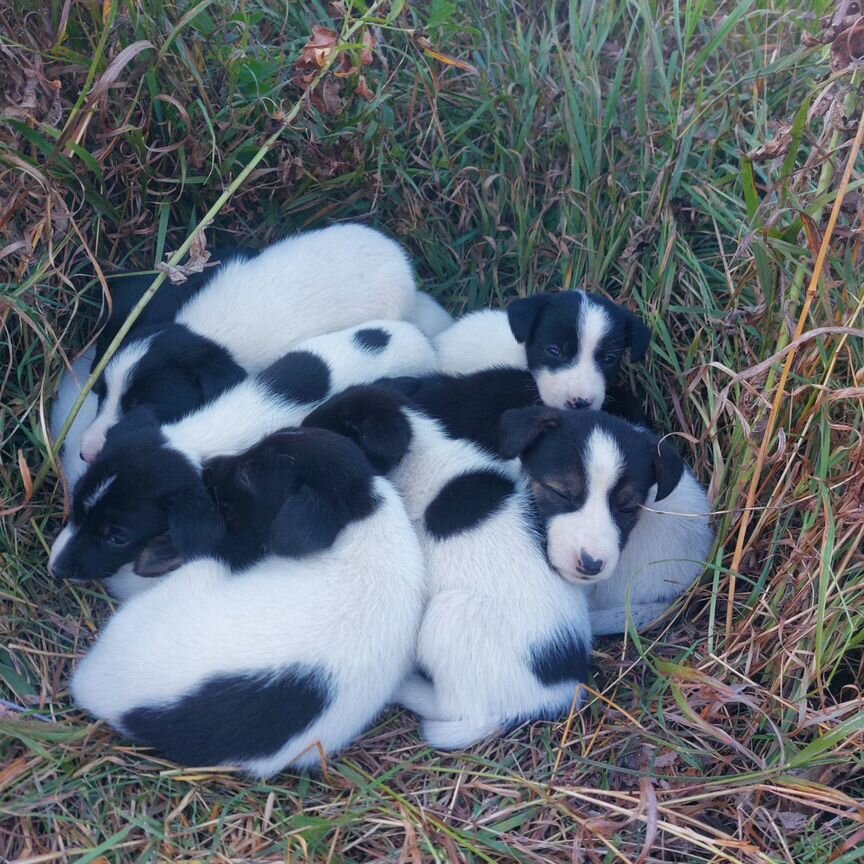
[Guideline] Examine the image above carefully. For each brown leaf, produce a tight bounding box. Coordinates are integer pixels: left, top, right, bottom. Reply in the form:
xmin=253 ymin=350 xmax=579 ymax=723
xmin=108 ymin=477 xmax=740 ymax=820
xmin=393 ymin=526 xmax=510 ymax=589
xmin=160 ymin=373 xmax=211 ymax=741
xmin=355 ymin=74 xmax=374 ymax=101
xmin=832 ymin=17 xmax=864 ymax=71
xmin=746 ymin=122 xmax=793 ymax=162
xmin=18 ymin=449 xmax=33 ymax=503
xmin=414 ymin=35 xmax=479 ymax=75
xmin=296 ymin=25 xmax=339 ymax=71
xmin=360 ymin=29 xmax=376 ymax=67
xmin=312 ymin=77 xmax=344 ymax=116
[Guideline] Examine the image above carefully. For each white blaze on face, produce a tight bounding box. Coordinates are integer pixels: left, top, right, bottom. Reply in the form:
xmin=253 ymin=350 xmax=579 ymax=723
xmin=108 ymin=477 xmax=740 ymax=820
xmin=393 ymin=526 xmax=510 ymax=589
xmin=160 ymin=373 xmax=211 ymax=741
xmin=48 ymin=522 xmax=76 ymax=576
xmin=535 ymin=301 xmax=610 ymax=410
xmin=546 ymin=429 xmax=624 ymax=584
xmin=80 ymin=338 xmax=154 ymax=462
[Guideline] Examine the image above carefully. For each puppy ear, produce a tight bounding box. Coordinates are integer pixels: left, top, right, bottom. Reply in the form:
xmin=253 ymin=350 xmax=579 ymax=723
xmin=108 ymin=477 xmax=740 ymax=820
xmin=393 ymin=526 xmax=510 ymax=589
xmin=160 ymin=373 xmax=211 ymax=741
xmin=652 ymin=437 xmax=684 ymax=501
xmin=304 ymin=388 xmax=411 ymax=473
xmin=167 ymin=482 xmax=226 ymax=557
xmin=624 ymin=309 xmax=652 ymax=362
xmin=499 ymin=406 xmax=561 ymax=459
xmin=507 ymin=294 xmax=550 ymax=344
xmin=268 ymin=485 xmax=344 ymax=558
xmin=134 ymin=534 xmax=187 ymax=577
xmin=189 ymin=345 xmax=245 ymax=403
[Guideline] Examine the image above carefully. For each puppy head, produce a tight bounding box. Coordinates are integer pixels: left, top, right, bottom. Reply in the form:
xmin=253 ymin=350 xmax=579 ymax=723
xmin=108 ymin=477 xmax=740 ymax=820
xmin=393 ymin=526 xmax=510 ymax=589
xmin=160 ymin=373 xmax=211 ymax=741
xmin=80 ymin=324 xmax=245 ymax=462
xmin=205 ymin=427 xmax=381 ymax=562
xmin=302 ymin=385 xmax=413 ymax=474
xmin=500 ymin=406 xmax=682 ymax=584
xmin=506 ymin=291 xmax=651 ymax=411
xmin=50 ymin=417 xmax=225 ymax=582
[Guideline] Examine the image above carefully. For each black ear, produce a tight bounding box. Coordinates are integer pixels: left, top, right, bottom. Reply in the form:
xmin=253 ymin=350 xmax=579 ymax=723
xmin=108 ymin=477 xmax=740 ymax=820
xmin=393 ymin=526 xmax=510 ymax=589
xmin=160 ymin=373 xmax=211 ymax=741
xmin=304 ymin=387 xmax=411 ymax=473
xmin=624 ymin=308 xmax=652 ymax=362
xmin=134 ymin=533 xmax=187 ymax=577
xmin=167 ymin=482 xmax=226 ymax=557
xmin=268 ymin=485 xmax=345 ymax=558
xmin=189 ymin=344 xmax=246 ymax=403
xmin=506 ymin=294 xmax=551 ymax=344
xmin=499 ymin=406 xmax=561 ymax=459
xmin=652 ymin=438 xmax=684 ymax=501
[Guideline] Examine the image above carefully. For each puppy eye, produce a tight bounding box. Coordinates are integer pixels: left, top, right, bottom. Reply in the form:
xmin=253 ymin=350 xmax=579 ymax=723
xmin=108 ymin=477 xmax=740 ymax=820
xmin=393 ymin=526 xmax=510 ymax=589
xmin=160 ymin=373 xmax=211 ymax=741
xmin=101 ymin=526 xmax=130 ymax=547
xmin=601 ymin=352 xmax=618 ymax=367
xmin=617 ymin=501 xmax=640 ymax=515
xmin=541 ymin=482 xmax=572 ymax=504
xmin=545 ymin=345 xmax=562 ymax=358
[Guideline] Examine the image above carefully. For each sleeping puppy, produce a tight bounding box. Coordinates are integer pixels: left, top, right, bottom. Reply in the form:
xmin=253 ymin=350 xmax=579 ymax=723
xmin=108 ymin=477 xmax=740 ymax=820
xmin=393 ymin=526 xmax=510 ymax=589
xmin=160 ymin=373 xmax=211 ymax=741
xmin=48 ymin=321 xmax=436 ymax=596
xmin=79 ymin=224 xmax=418 ymax=461
xmin=304 ymin=386 xmax=590 ymax=751
xmin=499 ymin=406 xmax=714 ymax=636
xmin=434 ymin=291 xmax=650 ymax=420
xmin=70 ymin=426 xmax=425 ymax=776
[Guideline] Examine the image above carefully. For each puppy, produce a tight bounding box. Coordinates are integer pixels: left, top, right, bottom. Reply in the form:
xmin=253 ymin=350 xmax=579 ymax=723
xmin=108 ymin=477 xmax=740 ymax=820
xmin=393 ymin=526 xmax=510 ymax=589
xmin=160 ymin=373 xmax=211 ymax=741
xmin=434 ymin=290 xmax=650 ymax=412
xmin=80 ymin=224 xmax=418 ymax=461
xmin=48 ymin=321 xmax=436 ymax=593
xmin=499 ymin=407 xmax=714 ymax=635
xmin=304 ymin=386 xmax=591 ymax=750
xmin=70 ymin=427 xmax=425 ymax=776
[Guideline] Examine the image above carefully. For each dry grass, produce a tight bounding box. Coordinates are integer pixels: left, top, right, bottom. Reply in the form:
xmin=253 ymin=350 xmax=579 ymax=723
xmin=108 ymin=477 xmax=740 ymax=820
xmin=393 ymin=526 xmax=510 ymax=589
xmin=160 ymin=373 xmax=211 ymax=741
xmin=1 ymin=0 xmax=863 ymax=861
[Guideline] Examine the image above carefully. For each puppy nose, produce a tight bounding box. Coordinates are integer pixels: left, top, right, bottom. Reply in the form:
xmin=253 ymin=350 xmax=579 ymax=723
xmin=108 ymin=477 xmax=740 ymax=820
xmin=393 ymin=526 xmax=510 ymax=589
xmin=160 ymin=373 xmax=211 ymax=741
xmin=577 ymin=551 xmax=604 ymax=576
xmin=566 ymin=398 xmax=591 ymax=410
xmin=49 ymin=556 xmax=74 ymax=581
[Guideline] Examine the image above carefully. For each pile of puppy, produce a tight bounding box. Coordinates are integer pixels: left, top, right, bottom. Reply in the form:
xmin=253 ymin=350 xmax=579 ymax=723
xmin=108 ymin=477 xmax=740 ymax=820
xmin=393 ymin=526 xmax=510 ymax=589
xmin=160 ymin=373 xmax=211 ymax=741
xmin=48 ymin=223 xmax=713 ymax=778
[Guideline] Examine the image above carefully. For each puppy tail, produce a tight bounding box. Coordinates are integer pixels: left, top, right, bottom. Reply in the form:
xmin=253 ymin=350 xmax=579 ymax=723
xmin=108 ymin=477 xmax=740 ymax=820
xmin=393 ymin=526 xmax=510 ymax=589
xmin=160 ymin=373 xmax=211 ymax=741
xmin=421 ymin=717 xmax=501 ymax=750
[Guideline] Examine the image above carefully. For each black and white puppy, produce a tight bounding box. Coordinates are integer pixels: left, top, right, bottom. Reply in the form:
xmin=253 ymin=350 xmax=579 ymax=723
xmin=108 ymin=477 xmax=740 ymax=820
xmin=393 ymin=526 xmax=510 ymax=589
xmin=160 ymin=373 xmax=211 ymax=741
xmin=79 ymin=224 xmax=419 ymax=461
xmin=500 ymin=407 xmax=714 ymax=635
xmin=48 ymin=321 xmax=436 ymax=597
xmin=51 ymin=250 xmax=250 ymax=485
xmin=304 ymin=386 xmax=590 ymax=751
xmin=70 ymin=427 xmax=425 ymax=777
xmin=434 ymin=290 xmax=650 ymax=411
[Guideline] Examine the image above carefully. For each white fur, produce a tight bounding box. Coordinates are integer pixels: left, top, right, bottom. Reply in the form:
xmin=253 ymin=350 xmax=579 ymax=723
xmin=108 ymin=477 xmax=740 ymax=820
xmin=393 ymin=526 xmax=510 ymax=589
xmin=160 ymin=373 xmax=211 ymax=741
xmin=71 ymin=476 xmax=426 ymax=776
xmin=392 ymin=410 xmax=590 ymax=750
xmin=165 ymin=321 xmax=436 ymax=465
xmin=51 ymin=347 xmax=99 ymax=484
xmin=546 ymin=430 xmax=625 ymax=584
xmin=434 ymin=309 xmax=526 ymax=374
xmin=534 ymin=302 xmax=609 ymax=410
xmin=83 ymin=224 xmax=418 ymax=456
xmin=64 ymin=321 xmax=435 ymax=599
xmin=583 ymin=468 xmax=713 ymax=636
xmin=409 ymin=292 xmax=454 ymax=338
xmin=80 ymin=338 xmax=153 ymax=462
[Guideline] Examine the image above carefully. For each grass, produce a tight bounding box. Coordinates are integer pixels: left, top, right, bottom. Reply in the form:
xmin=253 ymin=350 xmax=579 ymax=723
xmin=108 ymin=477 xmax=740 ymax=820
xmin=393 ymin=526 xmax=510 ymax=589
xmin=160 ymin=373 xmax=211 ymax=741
xmin=1 ymin=0 xmax=863 ymax=860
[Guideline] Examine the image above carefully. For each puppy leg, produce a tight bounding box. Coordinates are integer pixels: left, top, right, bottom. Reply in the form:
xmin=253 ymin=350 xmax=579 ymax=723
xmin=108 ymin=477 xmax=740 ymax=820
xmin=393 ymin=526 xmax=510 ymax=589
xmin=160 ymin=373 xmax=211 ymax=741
xmin=589 ymin=600 xmax=675 ymax=636
xmin=395 ymin=674 xmax=447 ymax=720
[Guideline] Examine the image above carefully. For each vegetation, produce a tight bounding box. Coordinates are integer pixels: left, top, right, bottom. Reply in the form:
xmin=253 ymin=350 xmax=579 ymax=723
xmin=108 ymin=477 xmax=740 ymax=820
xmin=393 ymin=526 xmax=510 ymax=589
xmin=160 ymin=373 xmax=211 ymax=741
xmin=1 ymin=0 xmax=862 ymax=860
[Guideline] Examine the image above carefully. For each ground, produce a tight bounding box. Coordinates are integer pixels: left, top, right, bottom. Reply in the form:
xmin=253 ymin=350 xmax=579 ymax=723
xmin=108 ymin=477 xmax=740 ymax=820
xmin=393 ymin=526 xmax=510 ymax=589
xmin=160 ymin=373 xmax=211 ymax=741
xmin=1 ymin=1 xmax=863 ymax=862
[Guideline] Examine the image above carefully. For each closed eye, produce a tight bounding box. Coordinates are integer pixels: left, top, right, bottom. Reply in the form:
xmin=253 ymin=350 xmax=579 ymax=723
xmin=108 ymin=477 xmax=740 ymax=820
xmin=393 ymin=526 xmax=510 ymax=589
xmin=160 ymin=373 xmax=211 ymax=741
xmin=545 ymin=345 xmax=562 ymax=358
xmin=541 ymin=482 xmax=574 ymax=505
xmin=600 ymin=352 xmax=618 ymax=367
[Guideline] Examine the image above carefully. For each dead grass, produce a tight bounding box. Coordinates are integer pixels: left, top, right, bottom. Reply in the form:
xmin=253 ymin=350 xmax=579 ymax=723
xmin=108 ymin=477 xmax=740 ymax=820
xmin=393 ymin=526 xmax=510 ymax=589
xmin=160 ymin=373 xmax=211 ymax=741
xmin=1 ymin=0 xmax=863 ymax=861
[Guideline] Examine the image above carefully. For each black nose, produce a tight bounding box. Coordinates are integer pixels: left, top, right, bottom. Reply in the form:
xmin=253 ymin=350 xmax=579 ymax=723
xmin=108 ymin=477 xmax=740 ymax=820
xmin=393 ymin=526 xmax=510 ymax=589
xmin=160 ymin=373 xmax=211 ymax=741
xmin=566 ymin=398 xmax=591 ymax=410
xmin=49 ymin=556 xmax=76 ymax=581
xmin=578 ymin=552 xmax=604 ymax=576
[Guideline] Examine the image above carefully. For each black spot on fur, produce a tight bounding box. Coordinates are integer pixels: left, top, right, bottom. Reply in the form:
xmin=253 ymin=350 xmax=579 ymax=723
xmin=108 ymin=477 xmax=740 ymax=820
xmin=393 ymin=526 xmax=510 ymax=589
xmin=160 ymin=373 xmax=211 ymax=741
xmin=425 ymin=470 xmax=515 ymax=540
xmin=258 ymin=351 xmax=331 ymax=405
xmin=530 ymin=631 xmax=590 ymax=686
xmin=353 ymin=327 xmax=391 ymax=352
xmin=122 ymin=665 xmax=331 ymax=766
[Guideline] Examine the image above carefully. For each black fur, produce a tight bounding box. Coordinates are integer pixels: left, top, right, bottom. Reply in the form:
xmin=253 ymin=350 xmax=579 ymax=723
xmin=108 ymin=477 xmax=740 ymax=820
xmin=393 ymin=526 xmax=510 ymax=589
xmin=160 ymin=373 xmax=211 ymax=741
xmin=93 ymin=246 xmax=255 ymax=364
xmin=51 ymin=421 xmax=225 ymax=582
xmin=424 ymin=470 xmax=516 ymax=540
xmin=121 ymin=665 xmax=331 ymax=765
xmin=499 ymin=407 xmax=685 ymax=553
xmin=204 ymin=427 xmax=381 ymax=567
xmin=530 ymin=632 xmax=590 ymax=686
xmin=110 ymin=324 xmax=245 ymax=423
xmin=257 ymin=351 xmax=331 ymax=405
xmin=353 ymin=327 xmax=391 ymax=352
xmin=302 ymin=385 xmax=413 ymax=474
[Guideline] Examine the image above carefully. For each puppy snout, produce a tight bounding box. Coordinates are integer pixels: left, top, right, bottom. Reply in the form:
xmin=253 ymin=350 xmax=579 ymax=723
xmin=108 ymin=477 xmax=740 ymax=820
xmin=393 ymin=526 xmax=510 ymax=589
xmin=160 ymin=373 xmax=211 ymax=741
xmin=566 ymin=397 xmax=592 ymax=410
xmin=576 ymin=550 xmax=604 ymax=577
xmin=49 ymin=555 xmax=75 ymax=581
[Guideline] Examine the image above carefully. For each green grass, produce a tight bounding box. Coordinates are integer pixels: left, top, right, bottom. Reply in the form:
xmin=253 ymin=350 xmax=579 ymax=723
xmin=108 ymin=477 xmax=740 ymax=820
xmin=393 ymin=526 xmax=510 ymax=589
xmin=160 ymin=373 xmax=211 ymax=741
xmin=2 ymin=0 xmax=863 ymax=861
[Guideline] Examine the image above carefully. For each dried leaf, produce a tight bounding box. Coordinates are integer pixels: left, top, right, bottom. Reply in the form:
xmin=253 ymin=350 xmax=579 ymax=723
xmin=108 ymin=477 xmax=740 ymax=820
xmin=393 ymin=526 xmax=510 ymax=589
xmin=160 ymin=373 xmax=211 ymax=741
xmin=747 ymin=122 xmax=793 ymax=162
xmin=297 ymin=25 xmax=339 ymax=70
xmin=831 ymin=17 xmax=864 ymax=70
xmin=356 ymin=75 xmax=374 ymax=101
xmin=18 ymin=449 xmax=33 ymax=502
xmin=415 ymin=36 xmax=479 ymax=75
